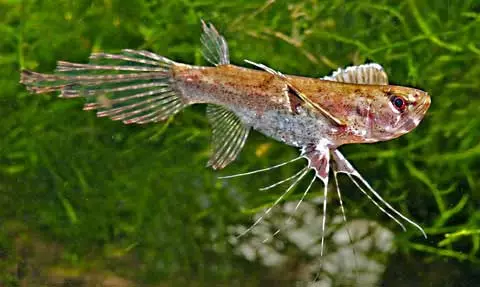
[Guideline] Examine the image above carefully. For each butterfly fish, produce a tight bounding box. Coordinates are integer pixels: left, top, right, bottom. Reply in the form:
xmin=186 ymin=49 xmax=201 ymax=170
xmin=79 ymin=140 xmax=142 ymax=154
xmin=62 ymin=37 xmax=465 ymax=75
xmin=20 ymin=21 xmax=431 ymax=256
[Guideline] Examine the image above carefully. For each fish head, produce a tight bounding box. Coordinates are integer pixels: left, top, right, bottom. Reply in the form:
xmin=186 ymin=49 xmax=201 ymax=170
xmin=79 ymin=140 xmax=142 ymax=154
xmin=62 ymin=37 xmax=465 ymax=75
xmin=367 ymin=85 xmax=430 ymax=141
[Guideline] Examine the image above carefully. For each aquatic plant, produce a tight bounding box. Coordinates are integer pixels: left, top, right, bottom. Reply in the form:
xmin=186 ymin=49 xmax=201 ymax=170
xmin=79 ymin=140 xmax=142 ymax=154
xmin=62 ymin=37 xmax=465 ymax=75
xmin=1 ymin=0 xmax=478 ymax=285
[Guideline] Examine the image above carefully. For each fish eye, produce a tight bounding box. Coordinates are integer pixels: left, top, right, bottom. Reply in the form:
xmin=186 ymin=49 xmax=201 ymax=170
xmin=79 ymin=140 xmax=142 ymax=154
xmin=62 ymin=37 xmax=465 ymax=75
xmin=391 ymin=96 xmax=407 ymax=112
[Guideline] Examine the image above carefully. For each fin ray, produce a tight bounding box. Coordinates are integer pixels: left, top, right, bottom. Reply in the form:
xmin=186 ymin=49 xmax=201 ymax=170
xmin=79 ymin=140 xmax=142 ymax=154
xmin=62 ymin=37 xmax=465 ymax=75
xmin=206 ymin=105 xmax=250 ymax=169
xmin=20 ymin=49 xmax=187 ymax=125
xmin=331 ymin=149 xmax=427 ymax=238
xmin=322 ymin=63 xmax=388 ymax=85
xmin=200 ymin=20 xmax=230 ymax=66
xmin=236 ymin=167 xmax=310 ymax=239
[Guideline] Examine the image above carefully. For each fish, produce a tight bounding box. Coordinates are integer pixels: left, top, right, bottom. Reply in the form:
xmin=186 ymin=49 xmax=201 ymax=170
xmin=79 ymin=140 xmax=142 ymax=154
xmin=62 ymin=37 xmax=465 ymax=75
xmin=20 ymin=21 xmax=431 ymax=255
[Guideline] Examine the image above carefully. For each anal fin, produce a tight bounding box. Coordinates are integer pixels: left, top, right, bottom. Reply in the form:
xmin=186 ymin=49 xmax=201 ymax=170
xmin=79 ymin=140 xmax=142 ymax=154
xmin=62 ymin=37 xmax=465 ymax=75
xmin=207 ymin=105 xmax=250 ymax=169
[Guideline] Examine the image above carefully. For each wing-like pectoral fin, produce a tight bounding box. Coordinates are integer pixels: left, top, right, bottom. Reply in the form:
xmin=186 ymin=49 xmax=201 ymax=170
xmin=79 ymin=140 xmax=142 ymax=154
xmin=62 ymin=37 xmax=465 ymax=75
xmin=286 ymin=83 xmax=346 ymax=126
xmin=244 ymin=59 xmax=346 ymax=127
xmin=331 ymin=149 xmax=427 ymax=238
xmin=206 ymin=104 xmax=250 ymax=170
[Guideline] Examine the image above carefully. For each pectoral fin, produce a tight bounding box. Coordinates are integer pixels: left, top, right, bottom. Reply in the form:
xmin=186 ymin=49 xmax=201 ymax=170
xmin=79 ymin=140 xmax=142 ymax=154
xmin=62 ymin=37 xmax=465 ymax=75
xmin=244 ymin=59 xmax=346 ymax=127
xmin=286 ymin=82 xmax=346 ymax=126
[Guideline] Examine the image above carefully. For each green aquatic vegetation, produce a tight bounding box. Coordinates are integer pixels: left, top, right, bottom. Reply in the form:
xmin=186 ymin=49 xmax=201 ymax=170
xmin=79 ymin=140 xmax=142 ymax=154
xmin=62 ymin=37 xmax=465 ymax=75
xmin=1 ymin=0 xmax=479 ymax=285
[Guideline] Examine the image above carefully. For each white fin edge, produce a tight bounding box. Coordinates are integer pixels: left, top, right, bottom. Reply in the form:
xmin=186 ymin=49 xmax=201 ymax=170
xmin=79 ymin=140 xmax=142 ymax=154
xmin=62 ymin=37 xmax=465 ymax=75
xmin=322 ymin=63 xmax=388 ymax=85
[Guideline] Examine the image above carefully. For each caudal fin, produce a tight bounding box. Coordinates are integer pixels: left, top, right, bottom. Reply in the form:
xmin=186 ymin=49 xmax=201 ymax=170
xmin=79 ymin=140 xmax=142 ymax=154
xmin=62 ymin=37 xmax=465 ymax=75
xmin=20 ymin=49 xmax=187 ymax=124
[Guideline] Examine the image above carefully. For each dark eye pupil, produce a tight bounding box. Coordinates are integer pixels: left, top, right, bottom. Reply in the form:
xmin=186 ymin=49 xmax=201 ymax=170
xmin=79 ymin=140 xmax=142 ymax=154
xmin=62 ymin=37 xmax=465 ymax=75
xmin=393 ymin=97 xmax=404 ymax=108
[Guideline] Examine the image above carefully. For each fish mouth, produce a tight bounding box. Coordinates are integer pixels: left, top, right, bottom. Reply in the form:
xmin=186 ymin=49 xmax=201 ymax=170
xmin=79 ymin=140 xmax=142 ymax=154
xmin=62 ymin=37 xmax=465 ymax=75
xmin=414 ymin=93 xmax=431 ymax=117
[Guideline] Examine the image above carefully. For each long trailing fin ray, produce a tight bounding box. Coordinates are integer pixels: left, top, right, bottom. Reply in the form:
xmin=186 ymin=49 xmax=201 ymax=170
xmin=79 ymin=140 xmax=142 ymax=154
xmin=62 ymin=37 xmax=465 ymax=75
xmin=322 ymin=63 xmax=389 ymax=85
xmin=331 ymin=150 xmax=426 ymax=237
xmin=206 ymin=105 xmax=250 ymax=170
xmin=262 ymin=172 xmax=317 ymax=243
xmin=332 ymin=171 xmax=347 ymax=223
xmin=20 ymin=49 xmax=188 ymax=125
xmin=236 ymin=168 xmax=310 ymax=239
xmin=222 ymin=144 xmax=330 ymax=248
xmin=301 ymin=143 xmax=331 ymax=257
xmin=259 ymin=167 xmax=308 ymax=191
xmin=333 ymin=169 xmax=359 ymax=276
xmin=244 ymin=59 xmax=346 ymax=127
xmin=201 ymin=20 xmax=230 ymax=66
xmin=347 ymin=174 xmax=406 ymax=231
xmin=217 ymin=156 xmax=303 ymax=179
xmin=320 ymin=172 xmax=329 ymax=256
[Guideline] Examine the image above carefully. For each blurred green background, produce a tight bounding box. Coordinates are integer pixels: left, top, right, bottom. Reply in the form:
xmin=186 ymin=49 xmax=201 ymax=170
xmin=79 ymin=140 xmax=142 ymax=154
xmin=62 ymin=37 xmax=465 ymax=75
xmin=1 ymin=0 xmax=479 ymax=286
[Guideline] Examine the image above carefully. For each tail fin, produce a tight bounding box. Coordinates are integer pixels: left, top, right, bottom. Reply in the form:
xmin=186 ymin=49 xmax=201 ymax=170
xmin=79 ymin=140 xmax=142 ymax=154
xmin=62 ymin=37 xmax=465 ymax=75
xmin=20 ymin=49 xmax=187 ymax=124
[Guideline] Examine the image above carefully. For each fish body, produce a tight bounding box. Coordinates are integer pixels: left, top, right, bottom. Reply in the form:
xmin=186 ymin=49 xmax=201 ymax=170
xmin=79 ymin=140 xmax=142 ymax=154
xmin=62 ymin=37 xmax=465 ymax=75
xmin=173 ymin=64 xmax=429 ymax=147
xmin=20 ymin=21 xmax=431 ymax=255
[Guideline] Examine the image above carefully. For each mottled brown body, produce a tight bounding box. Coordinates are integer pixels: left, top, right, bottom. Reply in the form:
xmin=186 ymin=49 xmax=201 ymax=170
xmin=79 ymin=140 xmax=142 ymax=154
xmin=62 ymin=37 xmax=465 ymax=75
xmin=172 ymin=64 xmax=429 ymax=148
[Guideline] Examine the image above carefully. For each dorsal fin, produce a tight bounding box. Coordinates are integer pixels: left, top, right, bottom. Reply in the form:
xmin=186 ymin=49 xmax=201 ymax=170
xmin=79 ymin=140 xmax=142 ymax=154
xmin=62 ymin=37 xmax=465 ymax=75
xmin=206 ymin=104 xmax=250 ymax=170
xmin=322 ymin=63 xmax=388 ymax=85
xmin=200 ymin=20 xmax=230 ymax=66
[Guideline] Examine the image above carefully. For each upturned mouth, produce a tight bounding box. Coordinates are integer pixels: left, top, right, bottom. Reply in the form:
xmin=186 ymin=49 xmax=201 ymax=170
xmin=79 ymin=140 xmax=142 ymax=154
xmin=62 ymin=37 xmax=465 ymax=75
xmin=414 ymin=93 xmax=431 ymax=117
